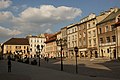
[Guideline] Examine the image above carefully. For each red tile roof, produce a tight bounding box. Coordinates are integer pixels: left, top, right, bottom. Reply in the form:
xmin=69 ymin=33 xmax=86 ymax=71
xmin=113 ymin=21 xmax=120 ymax=26
xmin=3 ymin=38 xmax=29 ymax=45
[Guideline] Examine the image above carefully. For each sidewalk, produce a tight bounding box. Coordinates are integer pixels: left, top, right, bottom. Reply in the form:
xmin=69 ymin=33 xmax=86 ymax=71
xmin=0 ymin=60 xmax=119 ymax=80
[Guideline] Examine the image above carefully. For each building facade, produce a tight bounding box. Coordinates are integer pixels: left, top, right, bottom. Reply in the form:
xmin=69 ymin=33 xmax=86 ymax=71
xmin=78 ymin=17 xmax=88 ymax=58
xmin=113 ymin=14 xmax=120 ymax=59
xmin=3 ymin=38 xmax=29 ymax=59
xmin=67 ymin=24 xmax=78 ymax=58
xmin=26 ymin=34 xmax=46 ymax=58
xmin=86 ymin=13 xmax=98 ymax=58
xmin=97 ymin=8 xmax=120 ymax=59
xmin=45 ymin=34 xmax=57 ymax=58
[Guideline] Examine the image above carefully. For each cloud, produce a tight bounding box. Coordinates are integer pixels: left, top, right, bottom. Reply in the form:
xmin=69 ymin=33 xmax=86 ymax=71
xmin=45 ymin=28 xmax=53 ymax=33
xmin=20 ymin=5 xmax=82 ymax=23
xmin=0 ymin=11 xmax=13 ymax=22
xmin=0 ymin=0 xmax=12 ymax=9
xmin=0 ymin=26 xmax=21 ymax=38
xmin=14 ymin=5 xmax=82 ymax=33
xmin=12 ymin=4 xmax=28 ymax=12
xmin=0 ymin=5 xmax=82 ymax=41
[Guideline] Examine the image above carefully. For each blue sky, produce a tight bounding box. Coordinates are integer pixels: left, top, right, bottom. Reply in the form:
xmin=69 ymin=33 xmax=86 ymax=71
xmin=0 ymin=0 xmax=120 ymax=43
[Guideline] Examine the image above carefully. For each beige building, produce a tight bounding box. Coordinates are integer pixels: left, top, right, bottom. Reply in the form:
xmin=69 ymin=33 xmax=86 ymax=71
xmin=97 ymin=8 xmax=120 ymax=59
xmin=67 ymin=24 xmax=78 ymax=58
xmin=3 ymin=38 xmax=29 ymax=59
xmin=113 ymin=14 xmax=120 ymax=59
xmin=78 ymin=17 xmax=88 ymax=58
xmin=86 ymin=13 xmax=98 ymax=58
xmin=87 ymin=11 xmax=113 ymax=58
xmin=45 ymin=34 xmax=57 ymax=58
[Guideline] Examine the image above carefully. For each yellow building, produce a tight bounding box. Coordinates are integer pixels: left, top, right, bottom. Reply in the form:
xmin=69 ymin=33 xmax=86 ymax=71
xmin=3 ymin=38 xmax=29 ymax=59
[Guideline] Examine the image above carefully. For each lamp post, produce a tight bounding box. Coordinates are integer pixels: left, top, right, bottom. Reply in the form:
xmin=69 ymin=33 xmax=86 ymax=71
xmin=37 ymin=45 xmax=44 ymax=66
xmin=74 ymin=46 xmax=78 ymax=74
xmin=56 ymin=38 xmax=66 ymax=71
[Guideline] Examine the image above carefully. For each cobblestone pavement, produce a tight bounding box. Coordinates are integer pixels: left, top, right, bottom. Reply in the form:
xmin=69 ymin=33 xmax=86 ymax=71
xmin=0 ymin=58 xmax=120 ymax=80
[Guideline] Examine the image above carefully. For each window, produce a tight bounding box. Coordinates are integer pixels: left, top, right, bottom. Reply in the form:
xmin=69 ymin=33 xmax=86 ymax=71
xmin=111 ymin=26 xmax=115 ymax=31
xmin=105 ymin=26 xmax=109 ymax=32
xmin=68 ymin=37 xmax=70 ymax=41
xmin=69 ymin=30 xmax=70 ymax=34
xmin=106 ymin=37 xmax=110 ymax=43
xmin=112 ymin=35 xmax=116 ymax=42
xmin=99 ymin=28 xmax=102 ymax=34
xmin=93 ymin=30 xmax=96 ymax=37
xmin=89 ymin=39 xmax=91 ymax=46
xmin=72 ymin=35 xmax=74 ymax=40
xmin=83 ymin=32 xmax=86 ymax=37
xmin=24 ymin=50 xmax=25 ymax=53
xmin=93 ymin=22 xmax=95 ymax=25
xmin=93 ymin=38 xmax=96 ymax=45
xmin=24 ymin=46 xmax=26 ymax=49
xmin=107 ymin=49 xmax=109 ymax=53
xmin=88 ymin=31 xmax=91 ymax=37
xmin=88 ymin=24 xmax=90 ymax=28
xmin=75 ymin=28 xmax=77 ymax=32
xmin=100 ymin=38 xmax=103 ymax=43
xmin=72 ymin=29 xmax=74 ymax=33
xmin=79 ymin=33 xmax=81 ymax=38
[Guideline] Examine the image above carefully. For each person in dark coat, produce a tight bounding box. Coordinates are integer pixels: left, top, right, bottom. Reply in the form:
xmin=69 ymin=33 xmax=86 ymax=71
xmin=8 ymin=56 xmax=11 ymax=72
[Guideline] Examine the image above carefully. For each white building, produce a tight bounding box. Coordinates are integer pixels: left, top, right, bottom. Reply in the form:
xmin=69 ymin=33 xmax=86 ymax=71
xmin=26 ymin=34 xmax=46 ymax=58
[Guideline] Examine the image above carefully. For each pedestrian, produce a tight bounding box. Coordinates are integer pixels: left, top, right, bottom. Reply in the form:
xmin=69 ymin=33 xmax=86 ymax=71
xmin=8 ymin=57 xmax=11 ymax=72
xmin=46 ymin=57 xmax=49 ymax=63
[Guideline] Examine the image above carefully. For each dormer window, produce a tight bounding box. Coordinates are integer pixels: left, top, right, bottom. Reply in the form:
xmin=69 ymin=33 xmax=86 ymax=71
xmin=116 ymin=14 xmax=120 ymax=22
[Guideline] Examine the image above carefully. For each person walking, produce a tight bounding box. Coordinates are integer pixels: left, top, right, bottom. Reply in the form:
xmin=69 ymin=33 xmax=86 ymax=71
xmin=8 ymin=56 xmax=12 ymax=72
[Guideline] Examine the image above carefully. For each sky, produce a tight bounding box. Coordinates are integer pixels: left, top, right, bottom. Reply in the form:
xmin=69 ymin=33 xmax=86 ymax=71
xmin=0 ymin=0 xmax=120 ymax=43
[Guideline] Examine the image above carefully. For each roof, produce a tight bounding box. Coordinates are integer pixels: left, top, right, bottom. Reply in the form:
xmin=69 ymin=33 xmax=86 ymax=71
xmin=45 ymin=33 xmax=57 ymax=43
xmin=98 ymin=9 xmax=120 ymax=25
xmin=113 ymin=21 xmax=120 ymax=27
xmin=3 ymin=38 xmax=29 ymax=45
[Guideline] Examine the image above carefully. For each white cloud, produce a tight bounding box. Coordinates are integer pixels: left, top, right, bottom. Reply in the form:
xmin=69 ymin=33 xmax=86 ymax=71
xmin=0 ymin=5 xmax=82 ymax=40
xmin=0 ymin=0 xmax=12 ymax=9
xmin=0 ymin=26 xmax=21 ymax=38
xmin=20 ymin=5 xmax=82 ymax=23
xmin=14 ymin=5 xmax=82 ymax=33
xmin=0 ymin=11 xmax=13 ymax=22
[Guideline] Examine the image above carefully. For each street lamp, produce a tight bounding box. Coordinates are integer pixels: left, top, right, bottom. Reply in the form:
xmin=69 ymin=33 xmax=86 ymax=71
xmin=56 ymin=38 xmax=66 ymax=71
xmin=37 ymin=45 xmax=44 ymax=66
xmin=74 ymin=46 xmax=78 ymax=74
